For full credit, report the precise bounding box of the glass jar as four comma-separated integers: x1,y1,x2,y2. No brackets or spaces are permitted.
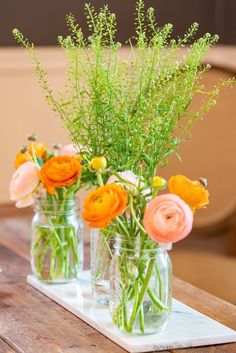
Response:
90,228,114,305
109,235,172,335
31,198,83,283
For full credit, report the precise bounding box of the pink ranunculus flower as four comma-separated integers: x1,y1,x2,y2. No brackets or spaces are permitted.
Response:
9,162,40,208
60,144,78,156
143,194,193,244
107,171,151,198
107,171,139,189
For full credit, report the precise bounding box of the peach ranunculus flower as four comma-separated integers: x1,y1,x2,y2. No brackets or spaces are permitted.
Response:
9,161,40,208
143,194,193,244
60,144,78,156
40,156,82,195
168,175,209,212
83,184,128,228
14,152,31,169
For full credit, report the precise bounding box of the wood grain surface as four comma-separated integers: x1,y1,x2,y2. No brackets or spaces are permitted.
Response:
0,338,17,353
0,205,235,353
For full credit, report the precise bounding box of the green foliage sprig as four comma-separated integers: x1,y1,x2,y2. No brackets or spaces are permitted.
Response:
13,0,234,181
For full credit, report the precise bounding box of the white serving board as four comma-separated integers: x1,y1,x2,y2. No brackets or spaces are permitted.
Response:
27,271,236,353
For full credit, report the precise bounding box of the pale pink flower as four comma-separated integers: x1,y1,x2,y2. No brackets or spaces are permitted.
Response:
9,162,40,208
107,171,138,188
143,194,193,244
107,171,150,197
60,144,78,156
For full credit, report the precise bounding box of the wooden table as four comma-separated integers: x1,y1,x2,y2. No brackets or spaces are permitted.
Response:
0,205,236,353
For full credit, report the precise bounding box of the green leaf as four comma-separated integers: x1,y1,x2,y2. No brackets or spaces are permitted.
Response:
36,157,44,167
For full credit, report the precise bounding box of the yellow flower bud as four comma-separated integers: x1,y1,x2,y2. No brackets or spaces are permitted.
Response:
152,176,167,189
90,156,107,170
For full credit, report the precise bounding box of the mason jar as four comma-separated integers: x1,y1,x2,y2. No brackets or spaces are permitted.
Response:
109,235,172,334
31,198,83,283
90,228,114,305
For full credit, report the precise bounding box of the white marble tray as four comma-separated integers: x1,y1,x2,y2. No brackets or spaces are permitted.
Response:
27,271,236,352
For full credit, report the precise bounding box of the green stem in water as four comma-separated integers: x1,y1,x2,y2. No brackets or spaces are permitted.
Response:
139,302,144,334
127,258,155,332
155,263,163,300
126,281,140,333
147,288,168,311
102,231,113,259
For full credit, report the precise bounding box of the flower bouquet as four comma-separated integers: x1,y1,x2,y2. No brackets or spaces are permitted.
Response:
11,0,233,335
82,169,209,334
9,136,87,283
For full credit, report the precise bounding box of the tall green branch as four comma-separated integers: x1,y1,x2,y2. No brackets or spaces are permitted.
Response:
13,1,235,179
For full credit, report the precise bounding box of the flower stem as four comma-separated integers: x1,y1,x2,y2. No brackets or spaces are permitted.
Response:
129,195,146,234
139,302,144,334
96,170,104,186
127,258,155,332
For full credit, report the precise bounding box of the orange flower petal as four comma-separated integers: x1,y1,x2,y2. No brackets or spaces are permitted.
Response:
40,156,82,195
14,152,31,169
168,175,209,211
82,184,127,228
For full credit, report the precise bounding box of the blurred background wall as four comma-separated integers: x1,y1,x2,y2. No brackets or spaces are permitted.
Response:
1,0,236,45
0,0,236,304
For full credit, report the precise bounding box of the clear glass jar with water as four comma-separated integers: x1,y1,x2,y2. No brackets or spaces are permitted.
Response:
109,235,172,334
31,198,83,283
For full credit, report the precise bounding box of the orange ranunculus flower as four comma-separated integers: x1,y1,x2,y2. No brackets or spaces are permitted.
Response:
168,175,209,212
14,152,31,169
40,156,82,195
29,142,47,159
83,184,128,228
